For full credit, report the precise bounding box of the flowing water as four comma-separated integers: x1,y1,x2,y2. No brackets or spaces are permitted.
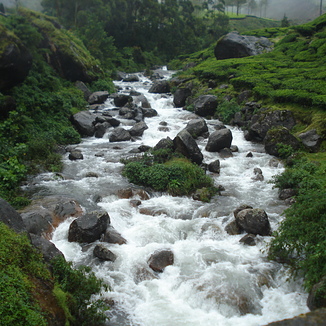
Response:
27,68,309,325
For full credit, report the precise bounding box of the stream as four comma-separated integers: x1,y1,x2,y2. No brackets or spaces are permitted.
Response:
27,68,309,326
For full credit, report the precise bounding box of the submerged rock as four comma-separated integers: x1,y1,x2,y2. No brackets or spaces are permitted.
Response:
148,249,174,272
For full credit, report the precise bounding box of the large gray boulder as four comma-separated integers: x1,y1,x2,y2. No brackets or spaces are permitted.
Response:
298,129,322,153
88,91,109,105
129,121,148,137
235,208,271,236
173,87,192,107
185,118,208,139
264,127,302,157
193,95,218,117
148,249,174,272
173,129,203,164
70,111,96,136
214,32,273,60
113,94,132,107
205,128,233,152
0,198,26,233
109,127,131,142
149,80,170,93
68,211,110,243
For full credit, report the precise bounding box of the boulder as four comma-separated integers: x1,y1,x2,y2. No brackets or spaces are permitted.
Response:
0,198,26,233
102,226,127,245
279,188,296,200
113,94,132,107
142,107,158,117
93,244,117,262
94,122,110,138
307,276,326,310
225,220,242,235
148,249,174,272
109,127,131,142
153,137,175,151
266,308,326,326
235,208,271,236
88,91,109,105
184,118,208,139
68,211,110,243
239,234,256,246
206,128,233,152
129,121,148,137
219,148,233,158
264,127,302,157
248,110,296,141
252,167,264,182
173,129,203,164
75,81,92,100
173,87,192,107
133,94,151,109
214,32,273,60
0,32,33,91
208,160,220,173
298,129,322,152
123,74,139,82
149,80,170,93
70,111,96,136
21,207,53,236
30,234,64,263
193,95,218,117
233,204,253,218
68,149,83,160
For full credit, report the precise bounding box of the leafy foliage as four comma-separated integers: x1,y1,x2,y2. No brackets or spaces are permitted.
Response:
269,157,326,292
123,155,215,197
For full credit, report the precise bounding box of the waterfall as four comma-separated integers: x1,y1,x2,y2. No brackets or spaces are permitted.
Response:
29,69,309,326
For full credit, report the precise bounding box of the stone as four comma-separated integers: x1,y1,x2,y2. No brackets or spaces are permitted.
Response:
225,220,242,235
233,204,253,218
235,208,271,236
148,249,174,272
298,129,322,152
173,87,192,107
307,276,326,311
173,129,203,164
208,160,220,173
149,80,170,93
214,32,273,60
93,244,117,262
113,94,132,107
129,121,148,137
109,127,131,142
239,234,256,246
219,148,233,158
142,107,158,117
153,137,175,151
68,211,110,243
0,198,26,233
94,122,110,138
102,226,127,245
193,95,218,117
184,118,208,139
75,81,92,100
206,128,233,152
68,149,83,160
279,188,296,200
70,111,97,136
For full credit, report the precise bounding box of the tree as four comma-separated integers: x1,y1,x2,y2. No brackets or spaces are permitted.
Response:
281,14,290,27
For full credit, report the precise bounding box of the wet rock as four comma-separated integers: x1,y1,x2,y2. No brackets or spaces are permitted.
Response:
246,152,253,157
21,207,53,236
173,129,203,164
149,80,170,93
269,158,280,167
148,249,174,272
239,234,256,246
30,234,64,263
225,220,242,235
130,200,142,207
252,167,264,181
142,107,158,117
184,118,208,139
0,198,27,233
173,87,192,107
117,188,150,200
219,148,233,158
298,129,322,153
208,159,220,173
123,74,139,82
129,121,148,137
233,204,253,218
109,127,131,142
102,226,127,245
134,267,158,283
206,128,233,152
235,208,271,236
85,172,99,178
68,149,83,160
68,211,110,243
264,127,302,157
214,32,273,60
138,145,151,152
113,94,132,107
88,91,109,105
94,122,110,138
266,308,326,326
193,95,218,117
93,244,117,262
230,145,239,152
133,94,151,108
153,137,174,151
307,276,326,310
279,188,296,200
70,111,96,136
139,207,167,216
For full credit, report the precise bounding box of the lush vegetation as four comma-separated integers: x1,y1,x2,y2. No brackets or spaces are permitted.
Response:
0,222,108,325
122,150,217,200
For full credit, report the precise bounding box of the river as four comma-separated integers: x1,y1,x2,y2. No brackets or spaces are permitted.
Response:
28,68,309,325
